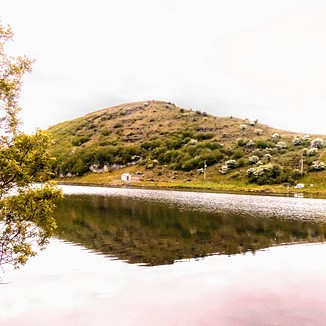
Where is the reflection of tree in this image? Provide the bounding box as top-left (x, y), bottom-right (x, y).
top-left (55, 195), bottom-right (326, 266)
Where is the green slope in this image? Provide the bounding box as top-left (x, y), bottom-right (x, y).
top-left (47, 100), bottom-right (326, 194)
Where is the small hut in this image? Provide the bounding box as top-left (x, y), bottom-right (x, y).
top-left (121, 173), bottom-right (132, 182)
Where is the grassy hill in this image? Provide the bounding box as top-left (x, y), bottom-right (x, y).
top-left (48, 100), bottom-right (326, 195)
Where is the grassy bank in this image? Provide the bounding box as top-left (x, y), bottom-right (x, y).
top-left (56, 165), bottom-right (326, 198)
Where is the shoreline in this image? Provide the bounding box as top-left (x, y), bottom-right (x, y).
top-left (56, 179), bottom-right (326, 200)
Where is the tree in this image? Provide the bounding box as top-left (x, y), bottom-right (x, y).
top-left (0, 23), bottom-right (62, 269)
top-left (310, 138), bottom-right (324, 149)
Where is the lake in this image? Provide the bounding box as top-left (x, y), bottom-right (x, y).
top-left (1, 185), bottom-right (326, 325)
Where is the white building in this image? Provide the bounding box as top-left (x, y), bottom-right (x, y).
top-left (121, 173), bottom-right (132, 182)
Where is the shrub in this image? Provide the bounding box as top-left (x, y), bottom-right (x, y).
top-left (263, 147), bottom-right (273, 154)
top-left (279, 149), bottom-right (287, 155)
top-left (247, 163), bottom-right (291, 185)
top-left (195, 132), bottom-right (214, 140)
top-left (272, 133), bottom-right (281, 139)
top-left (264, 147), bottom-right (278, 155)
top-left (220, 165), bottom-right (229, 174)
top-left (237, 158), bottom-right (246, 167)
top-left (166, 138), bottom-right (183, 150)
top-left (220, 146), bottom-right (235, 157)
top-left (182, 130), bottom-right (194, 138)
top-left (71, 158), bottom-right (90, 175)
top-left (157, 150), bottom-right (179, 164)
top-left (231, 150), bottom-right (244, 159)
top-left (71, 136), bottom-right (90, 146)
top-left (237, 138), bottom-right (248, 147)
top-left (203, 141), bottom-right (221, 150)
top-left (146, 162), bottom-right (155, 169)
top-left (307, 147), bottom-right (318, 156)
top-left (251, 149), bottom-right (261, 156)
top-left (225, 159), bottom-right (237, 169)
top-left (230, 171), bottom-right (241, 179)
top-left (201, 150), bottom-right (224, 165)
top-left (302, 135), bottom-right (310, 141)
top-left (141, 140), bottom-right (163, 151)
top-left (88, 123), bottom-right (97, 130)
top-left (187, 139), bottom-right (198, 145)
top-left (247, 165), bottom-right (271, 178)
top-left (150, 146), bottom-right (167, 160)
top-left (256, 139), bottom-right (274, 149)
top-left (248, 155), bottom-right (260, 165)
top-left (246, 140), bottom-right (256, 148)
top-left (292, 137), bottom-right (302, 146)
top-left (219, 160), bottom-right (237, 174)
top-left (310, 161), bottom-right (325, 171)
top-left (181, 158), bottom-right (202, 171)
top-left (310, 138), bottom-right (324, 149)
top-left (276, 141), bottom-right (287, 149)
top-left (101, 129), bottom-right (111, 136)
top-left (263, 153), bottom-right (272, 161)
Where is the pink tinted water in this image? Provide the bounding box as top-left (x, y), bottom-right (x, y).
top-left (1, 239), bottom-right (326, 326)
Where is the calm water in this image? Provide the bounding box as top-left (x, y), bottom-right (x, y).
top-left (1, 185), bottom-right (326, 325)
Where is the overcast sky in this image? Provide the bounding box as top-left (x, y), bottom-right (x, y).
top-left (2, 0), bottom-right (326, 134)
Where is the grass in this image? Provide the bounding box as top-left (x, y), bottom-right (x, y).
top-left (56, 164), bottom-right (326, 198)
top-left (48, 100), bottom-right (326, 197)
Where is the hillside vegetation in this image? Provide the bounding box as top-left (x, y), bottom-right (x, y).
top-left (48, 100), bottom-right (326, 194)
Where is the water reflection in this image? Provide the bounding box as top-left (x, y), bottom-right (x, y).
top-left (54, 193), bottom-right (326, 266)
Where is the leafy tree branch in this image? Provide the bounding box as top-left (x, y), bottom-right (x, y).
top-left (0, 22), bottom-right (62, 269)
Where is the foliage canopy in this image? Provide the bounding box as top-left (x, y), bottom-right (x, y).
top-left (0, 23), bottom-right (62, 269)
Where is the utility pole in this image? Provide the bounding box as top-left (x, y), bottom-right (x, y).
top-left (204, 160), bottom-right (207, 180)
top-left (300, 152), bottom-right (304, 176)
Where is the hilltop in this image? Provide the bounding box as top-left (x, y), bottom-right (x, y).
top-left (48, 100), bottom-right (326, 195)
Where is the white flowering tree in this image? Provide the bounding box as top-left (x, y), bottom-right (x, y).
top-left (247, 164), bottom-right (273, 178)
top-left (305, 147), bottom-right (319, 156)
top-left (220, 159), bottom-right (237, 174)
top-left (302, 135), bottom-right (310, 141)
top-left (310, 138), bottom-right (324, 149)
top-left (276, 141), bottom-right (287, 149)
top-left (310, 161), bottom-right (325, 171)
top-left (248, 155), bottom-right (260, 165)
top-left (225, 159), bottom-right (237, 169)
top-left (246, 163), bottom-right (296, 185)
top-left (292, 137), bottom-right (302, 146)
top-left (272, 133), bottom-right (280, 139)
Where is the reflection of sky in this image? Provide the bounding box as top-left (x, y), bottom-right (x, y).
top-left (2, 239), bottom-right (326, 325)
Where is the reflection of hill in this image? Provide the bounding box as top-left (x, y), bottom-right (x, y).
top-left (54, 194), bottom-right (326, 266)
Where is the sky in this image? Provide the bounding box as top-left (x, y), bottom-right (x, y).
top-left (1, 0), bottom-right (326, 135)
